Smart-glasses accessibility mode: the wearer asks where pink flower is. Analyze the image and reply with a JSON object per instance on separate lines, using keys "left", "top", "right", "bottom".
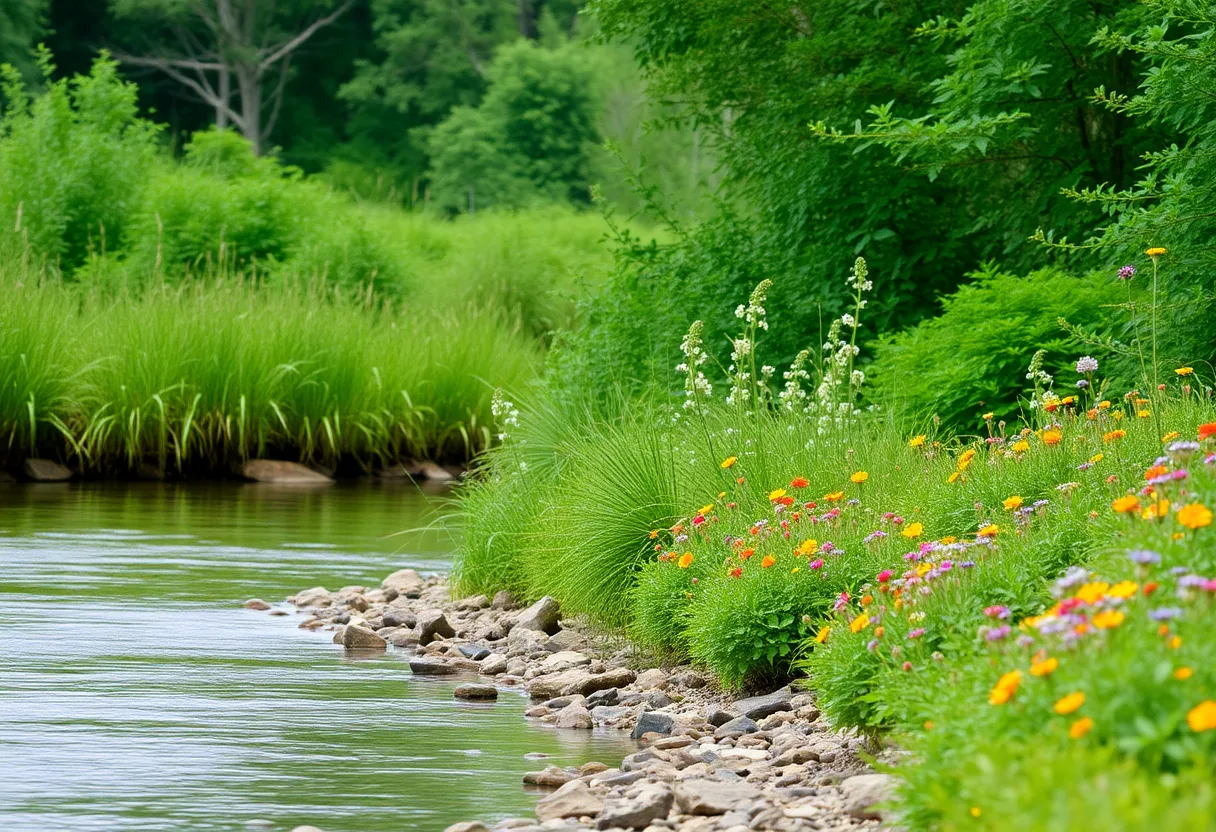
{"left": 809, "top": 559, "right": 825, "bottom": 570}
{"left": 877, "top": 570, "right": 893, "bottom": 583}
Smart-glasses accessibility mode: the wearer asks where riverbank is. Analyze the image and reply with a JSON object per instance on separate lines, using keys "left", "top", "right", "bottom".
{"left": 263, "top": 570, "right": 894, "bottom": 832}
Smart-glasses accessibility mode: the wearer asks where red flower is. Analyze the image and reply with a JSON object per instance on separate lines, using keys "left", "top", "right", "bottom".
{"left": 730, "top": 567, "right": 743, "bottom": 579}
{"left": 1200, "top": 423, "right": 1216, "bottom": 440}
{"left": 791, "top": 477, "right": 810, "bottom": 488}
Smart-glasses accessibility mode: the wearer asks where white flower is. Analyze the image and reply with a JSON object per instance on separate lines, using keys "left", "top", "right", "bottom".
{"left": 1075, "top": 356, "right": 1099, "bottom": 374}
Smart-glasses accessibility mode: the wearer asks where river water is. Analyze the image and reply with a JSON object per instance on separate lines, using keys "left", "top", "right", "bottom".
{"left": 0, "top": 482, "right": 632, "bottom": 832}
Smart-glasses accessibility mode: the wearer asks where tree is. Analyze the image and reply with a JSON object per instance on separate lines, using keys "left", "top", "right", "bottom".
{"left": 109, "top": 0, "right": 355, "bottom": 154}
{"left": 0, "top": 0, "right": 48, "bottom": 83}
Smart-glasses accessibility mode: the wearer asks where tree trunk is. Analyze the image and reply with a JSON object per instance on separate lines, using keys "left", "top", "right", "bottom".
{"left": 217, "top": 66, "right": 230, "bottom": 129}
{"left": 236, "top": 64, "right": 261, "bottom": 154}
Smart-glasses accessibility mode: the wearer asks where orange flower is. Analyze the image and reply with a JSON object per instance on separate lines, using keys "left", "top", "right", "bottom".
{"left": 1177, "top": 503, "right": 1213, "bottom": 530}
{"left": 1187, "top": 701, "right": 1216, "bottom": 732}
{"left": 790, "top": 476, "right": 809, "bottom": 488}
{"left": 761, "top": 555, "right": 776, "bottom": 569}
{"left": 977, "top": 524, "right": 999, "bottom": 537}
{"left": 1175, "top": 667, "right": 1194, "bottom": 681}
{"left": 1030, "top": 657, "right": 1059, "bottom": 677}
{"left": 989, "top": 670, "right": 1022, "bottom": 705}
{"left": 721, "top": 456, "right": 738, "bottom": 469}
{"left": 823, "top": 491, "right": 845, "bottom": 502}
{"left": 957, "top": 448, "right": 977, "bottom": 471}
{"left": 1092, "top": 610, "right": 1125, "bottom": 629}
{"left": 1054, "top": 691, "right": 1086, "bottom": 715}
{"left": 740, "top": 548, "right": 755, "bottom": 560}
{"left": 678, "top": 552, "right": 694, "bottom": 569}
{"left": 1069, "top": 717, "right": 1094, "bottom": 739}
{"left": 850, "top": 613, "right": 871, "bottom": 633}
{"left": 1112, "top": 495, "right": 1141, "bottom": 514}
{"left": 1144, "top": 465, "right": 1169, "bottom": 481}
{"left": 1199, "top": 423, "right": 1216, "bottom": 440}
{"left": 1043, "top": 429, "right": 1063, "bottom": 446}
{"left": 1103, "top": 429, "right": 1126, "bottom": 443}
{"left": 814, "top": 626, "right": 830, "bottom": 644}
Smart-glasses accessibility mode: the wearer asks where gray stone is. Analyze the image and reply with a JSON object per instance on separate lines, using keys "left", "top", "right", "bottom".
{"left": 491, "top": 590, "right": 519, "bottom": 610}
{"left": 840, "top": 773, "right": 896, "bottom": 820}
{"left": 416, "top": 610, "right": 456, "bottom": 645}
{"left": 459, "top": 644, "right": 492, "bottom": 661}
{"left": 705, "top": 708, "right": 734, "bottom": 728}
{"left": 714, "top": 716, "right": 759, "bottom": 739}
{"left": 382, "top": 568, "right": 425, "bottom": 597}
{"left": 409, "top": 657, "right": 460, "bottom": 676}
{"left": 22, "top": 458, "right": 72, "bottom": 481}
{"left": 481, "top": 653, "right": 508, "bottom": 675}
{"left": 454, "top": 684, "right": 498, "bottom": 701}
{"left": 342, "top": 623, "right": 387, "bottom": 650}
{"left": 590, "top": 705, "right": 631, "bottom": 724}
{"left": 771, "top": 747, "right": 818, "bottom": 767}
{"left": 731, "top": 686, "right": 792, "bottom": 720}
{"left": 595, "top": 785, "right": 673, "bottom": 830}
{"left": 241, "top": 459, "right": 332, "bottom": 484}
{"left": 591, "top": 769, "right": 645, "bottom": 788}
{"left": 674, "top": 779, "right": 759, "bottom": 816}
{"left": 566, "top": 668, "right": 635, "bottom": 697}
{"left": 535, "top": 780, "right": 604, "bottom": 822}
{"left": 514, "top": 596, "right": 561, "bottom": 634}
{"left": 544, "top": 629, "right": 588, "bottom": 652}
{"left": 643, "top": 690, "right": 672, "bottom": 709}
{"left": 587, "top": 687, "right": 619, "bottom": 707}
{"left": 243, "top": 598, "right": 272, "bottom": 611}
{"left": 631, "top": 711, "right": 675, "bottom": 740}
{"left": 382, "top": 608, "right": 417, "bottom": 628}
{"left": 554, "top": 703, "right": 593, "bottom": 729}
{"left": 387, "top": 629, "right": 419, "bottom": 647}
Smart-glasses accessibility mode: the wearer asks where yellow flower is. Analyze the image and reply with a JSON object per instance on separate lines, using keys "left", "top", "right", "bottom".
{"left": 1093, "top": 610, "right": 1125, "bottom": 629}
{"left": 989, "top": 670, "right": 1022, "bottom": 705}
{"left": 947, "top": 471, "right": 961, "bottom": 484}
{"left": 1030, "top": 657, "right": 1059, "bottom": 677}
{"left": 814, "top": 626, "right": 830, "bottom": 644}
{"left": 768, "top": 488, "right": 787, "bottom": 501}
{"left": 1069, "top": 716, "right": 1094, "bottom": 739}
{"left": 1169, "top": 635, "right": 1183, "bottom": 650}
{"left": 957, "top": 448, "right": 977, "bottom": 471}
{"left": 1175, "top": 667, "right": 1194, "bottom": 681}
{"left": 902, "top": 522, "right": 924, "bottom": 539}
{"left": 850, "top": 471, "right": 869, "bottom": 484}
{"left": 1107, "top": 581, "right": 1138, "bottom": 599}
{"left": 850, "top": 613, "right": 871, "bottom": 633}
{"left": 823, "top": 490, "right": 845, "bottom": 502}
{"left": 1138, "top": 409, "right": 1152, "bottom": 419}
{"left": 1011, "top": 439, "right": 1030, "bottom": 454}
{"left": 1075, "top": 582, "right": 1109, "bottom": 604}
{"left": 1187, "top": 700, "right": 1216, "bottom": 732}
{"left": 983, "top": 412, "right": 995, "bottom": 421}
{"left": 909, "top": 435, "right": 926, "bottom": 448}
{"left": 970, "top": 807, "right": 982, "bottom": 818}
{"left": 1176, "top": 367, "right": 1194, "bottom": 376}
{"left": 1042, "top": 429, "right": 1063, "bottom": 446}
{"left": 1089, "top": 453, "right": 1104, "bottom": 464}
{"left": 1145, "top": 247, "right": 1167, "bottom": 257}
{"left": 698, "top": 504, "right": 714, "bottom": 516}
{"left": 939, "top": 536, "right": 958, "bottom": 545}
{"left": 1177, "top": 502, "right": 1213, "bottom": 530}
{"left": 1112, "top": 495, "right": 1141, "bottom": 514}
{"left": 795, "top": 538, "right": 819, "bottom": 556}
{"left": 1003, "top": 495, "right": 1023, "bottom": 511}
{"left": 678, "top": 552, "right": 694, "bottom": 569}
{"left": 1054, "top": 691, "right": 1086, "bottom": 715}
{"left": 720, "top": 456, "right": 738, "bottom": 469}
{"left": 977, "top": 524, "right": 999, "bottom": 537}
{"left": 1162, "top": 431, "right": 1182, "bottom": 442}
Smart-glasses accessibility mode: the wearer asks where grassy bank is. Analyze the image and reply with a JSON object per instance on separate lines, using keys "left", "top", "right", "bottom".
{"left": 455, "top": 257, "right": 1216, "bottom": 828}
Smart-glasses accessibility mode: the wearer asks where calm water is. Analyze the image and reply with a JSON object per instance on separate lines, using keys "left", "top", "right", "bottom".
{"left": 0, "top": 482, "right": 632, "bottom": 832}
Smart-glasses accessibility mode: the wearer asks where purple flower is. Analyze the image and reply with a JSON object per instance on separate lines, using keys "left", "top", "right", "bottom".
{"left": 985, "top": 625, "right": 1012, "bottom": 642}
{"left": 1075, "top": 356, "right": 1099, "bottom": 374}
{"left": 984, "top": 605, "right": 1011, "bottom": 619}
{"left": 1179, "top": 574, "right": 1207, "bottom": 588}
{"left": 1128, "top": 549, "right": 1161, "bottom": 565}
{"left": 864, "top": 529, "right": 888, "bottom": 544}
{"left": 1016, "top": 635, "right": 1035, "bottom": 648}
{"left": 907, "top": 628, "right": 926, "bottom": 639}
{"left": 959, "top": 560, "right": 977, "bottom": 569}
{"left": 1149, "top": 607, "right": 1182, "bottom": 621}
{"left": 1076, "top": 379, "right": 1089, "bottom": 389}
{"left": 866, "top": 639, "right": 880, "bottom": 652}
{"left": 1118, "top": 264, "right": 1136, "bottom": 280}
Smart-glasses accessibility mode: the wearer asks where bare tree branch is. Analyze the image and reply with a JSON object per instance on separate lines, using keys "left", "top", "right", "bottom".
{"left": 261, "top": 54, "right": 291, "bottom": 141}
{"left": 258, "top": 0, "right": 355, "bottom": 71}
{"left": 112, "top": 51, "right": 245, "bottom": 130}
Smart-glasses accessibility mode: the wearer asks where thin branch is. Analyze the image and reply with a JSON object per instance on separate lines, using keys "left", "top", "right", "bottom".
{"left": 112, "top": 52, "right": 245, "bottom": 130}
{"left": 258, "top": 0, "right": 355, "bottom": 71}
{"left": 261, "top": 54, "right": 291, "bottom": 141}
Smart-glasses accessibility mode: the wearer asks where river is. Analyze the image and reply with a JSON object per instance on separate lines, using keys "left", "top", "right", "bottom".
{"left": 0, "top": 481, "right": 632, "bottom": 831}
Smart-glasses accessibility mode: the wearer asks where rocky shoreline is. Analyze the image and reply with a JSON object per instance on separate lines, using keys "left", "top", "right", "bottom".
{"left": 246, "top": 569, "right": 896, "bottom": 832}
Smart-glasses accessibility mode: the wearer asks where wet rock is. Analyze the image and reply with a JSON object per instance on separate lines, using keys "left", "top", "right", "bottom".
{"left": 418, "top": 460, "right": 454, "bottom": 481}
{"left": 23, "top": 458, "right": 73, "bottom": 481}
{"left": 523, "top": 766, "right": 572, "bottom": 787}
{"left": 243, "top": 598, "right": 272, "bottom": 611}
{"left": 382, "top": 568, "right": 425, "bottom": 597}
{"left": 416, "top": 610, "right": 456, "bottom": 645}
{"left": 459, "top": 644, "right": 492, "bottom": 661}
{"left": 342, "top": 624, "right": 387, "bottom": 650}
{"left": 481, "top": 653, "right": 508, "bottom": 675}
{"left": 443, "top": 823, "right": 488, "bottom": 832}
{"left": 590, "top": 705, "right": 631, "bottom": 724}
{"left": 514, "top": 596, "right": 561, "bottom": 634}
{"left": 631, "top": 711, "right": 675, "bottom": 740}
{"left": 731, "top": 686, "right": 792, "bottom": 721}
{"left": 454, "top": 683, "right": 499, "bottom": 701}
{"left": 535, "top": 781, "right": 603, "bottom": 822}
{"left": 714, "top": 716, "right": 759, "bottom": 739}
{"left": 587, "top": 687, "right": 619, "bottom": 707}
{"left": 554, "top": 703, "right": 594, "bottom": 729}
{"left": 635, "top": 668, "right": 669, "bottom": 689}
{"left": 841, "top": 773, "right": 896, "bottom": 820}
{"left": 491, "top": 590, "right": 519, "bottom": 610}
{"left": 382, "top": 608, "right": 417, "bottom": 629}
{"left": 387, "top": 629, "right": 419, "bottom": 648}
{"left": 294, "top": 587, "right": 332, "bottom": 608}
{"left": 595, "top": 784, "right": 673, "bottom": 830}
{"left": 675, "top": 779, "right": 759, "bottom": 816}
{"left": 242, "top": 459, "right": 332, "bottom": 484}
{"left": 409, "top": 657, "right": 460, "bottom": 676}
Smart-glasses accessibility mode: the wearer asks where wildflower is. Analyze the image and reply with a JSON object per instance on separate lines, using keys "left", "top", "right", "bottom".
{"left": 957, "top": 448, "right": 977, "bottom": 471}
{"left": 1093, "top": 610, "right": 1125, "bottom": 629}
{"left": 1003, "top": 496, "right": 1023, "bottom": 511}
{"left": 985, "top": 605, "right": 1011, "bottom": 619}
{"left": 970, "top": 807, "right": 982, "bottom": 818}
{"left": 648, "top": 530, "right": 660, "bottom": 540}
{"left": 902, "top": 522, "right": 923, "bottom": 539}
{"left": 721, "top": 456, "right": 738, "bottom": 469}
{"left": 1175, "top": 667, "right": 1194, "bottom": 681}
{"left": 1176, "top": 367, "right": 1194, "bottom": 376}
{"left": 909, "top": 434, "right": 926, "bottom": 448}
{"left": 809, "top": 558, "right": 824, "bottom": 569}
{"left": 1112, "top": 495, "right": 1140, "bottom": 514}
{"left": 1011, "top": 439, "right": 1030, "bottom": 454}
{"left": 768, "top": 488, "right": 787, "bottom": 502}
{"left": 761, "top": 555, "right": 776, "bottom": 569}
{"left": 907, "top": 627, "right": 926, "bottom": 639}
{"left": 850, "top": 471, "right": 869, "bottom": 484}
{"left": 678, "top": 552, "right": 694, "bottom": 569}
{"left": 1103, "top": 429, "right": 1126, "bottom": 444}
{"left": 729, "top": 567, "right": 743, "bottom": 579}
{"left": 1070, "top": 717, "right": 1094, "bottom": 739}
{"left": 1199, "top": 423, "right": 1216, "bottom": 440}
{"left": 1030, "top": 657, "right": 1059, "bottom": 677}
{"left": 1076, "top": 356, "right": 1099, "bottom": 374}
{"left": 1043, "top": 429, "right": 1063, "bottom": 446}
{"left": 1169, "top": 635, "right": 1183, "bottom": 649}
{"left": 877, "top": 569, "right": 893, "bottom": 583}
{"left": 850, "top": 613, "right": 871, "bottom": 633}
{"left": 977, "top": 524, "right": 999, "bottom": 537}
{"left": 1145, "top": 247, "right": 1167, "bottom": 257}
{"left": 795, "top": 538, "right": 819, "bottom": 556}
{"left": 740, "top": 547, "right": 755, "bottom": 560}
{"left": 814, "top": 626, "right": 830, "bottom": 644}
{"left": 1187, "top": 701, "right": 1216, "bottom": 732}
{"left": 1177, "top": 503, "right": 1213, "bottom": 530}
{"left": 989, "top": 670, "right": 1022, "bottom": 705}
{"left": 1075, "top": 582, "right": 1109, "bottom": 604}
{"left": 985, "top": 625, "right": 1012, "bottom": 642}
{"left": 823, "top": 491, "right": 845, "bottom": 502}
{"left": 787, "top": 477, "right": 809, "bottom": 490}
{"left": 1118, "top": 264, "right": 1136, "bottom": 280}
{"left": 1054, "top": 691, "right": 1086, "bottom": 715}
{"left": 947, "top": 472, "right": 961, "bottom": 484}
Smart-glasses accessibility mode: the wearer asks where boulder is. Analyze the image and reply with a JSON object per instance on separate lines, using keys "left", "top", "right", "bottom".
{"left": 382, "top": 607, "right": 417, "bottom": 629}
{"left": 540, "top": 651, "right": 591, "bottom": 673}
{"left": 595, "top": 785, "right": 673, "bottom": 830}
{"left": 631, "top": 711, "right": 675, "bottom": 740}
{"left": 514, "top": 596, "right": 561, "bottom": 634}
{"left": 382, "top": 568, "right": 425, "bottom": 597}
{"left": 841, "top": 774, "right": 897, "bottom": 820}
{"left": 587, "top": 688, "right": 619, "bottom": 707}
{"left": 416, "top": 610, "right": 456, "bottom": 645}
{"left": 491, "top": 589, "right": 519, "bottom": 610}
{"left": 731, "top": 686, "right": 793, "bottom": 720}
{"left": 23, "top": 458, "right": 72, "bottom": 482}
{"left": 634, "top": 668, "right": 669, "bottom": 689}
{"left": 535, "top": 781, "right": 604, "bottom": 822}
{"left": 442, "top": 823, "right": 488, "bottom": 832}
{"left": 704, "top": 707, "right": 734, "bottom": 727}
{"left": 294, "top": 587, "right": 332, "bottom": 608}
{"left": 454, "top": 684, "right": 498, "bottom": 701}
{"left": 243, "top": 599, "right": 272, "bottom": 611}
{"left": 480, "top": 653, "right": 508, "bottom": 675}
{"left": 528, "top": 667, "right": 636, "bottom": 700}
{"left": 590, "top": 705, "right": 631, "bottom": 724}
{"left": 554, "top": 703, "right": 594, "bottom": 729}
{"left": 675, "top": 779, "right": 759, "bottom": 815}
{"left": 459, "top": 644, "right": 491, "bottom": 661}
{"left": 342, "top": 624, "right": 387, "bottom": 650}
{"left": 409, "top": 657, "right": 461, "bottom": 676}
{"left": 417, "top": 461, "right": 455, "bottom": 481}
{"left": 714, "top": 716, "right": 759, "bottom": 739}
{"left": 523, "top": 767, "right": 573, "bottom": 787}
{"left": 241, "top": 459, "right": 332, "bottom": 484}
{"left": 566, "top": 667, "right": 635, "bottom": 697}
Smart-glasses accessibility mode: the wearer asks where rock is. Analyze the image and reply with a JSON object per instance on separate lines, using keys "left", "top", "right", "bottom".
{"left": 590, "top": 705, "right": 631, "bottom": 724}
{"left": 671, "top": 671, "right": 707, "bottom": 689}
{"left": 342, "top": 624, "right": 387, "bottom": 650}
{"left": 643, "top": 690, "right": 672, "bottom": 709}
{"left": 568, "top": 668, "right": 635, "bottom": 697}
{"left": 841, "top": 773, "right": 896, "bottom": 820}
{"left": 719, "top": 747, "right": 767, "bottom": 762}
{"left": 416, "top": 610, "right": 456, "bottom": 645}
{"left": 544, "top": 629, "right": 588, "bottom": 653}
{"left": 241, "top": 459, "right": 332, "bottom": 484}
{"left": 409, "top": 657, "right": 461, "bottom": 676}
{"left": 771, "top": 747, "right": 818, "bottom": 767}
{"left": 459, "top": 644, "right": 492, "bottom": 661}
{"left": 514, "top": 596, "right": 561, "bottom": 634}
{"left": 714, "top": 716, "right": 759, "bottom": 739}
{"left": 294, "top": 587, "right": 332, "bottom": 608}
{"left": 243, "top": 598, "right": 272, "bottom": 611}
{"left": 587, "top": 688, "right": 619, "bottom": 707}
{"left": 731, "top": 686, "right": 792, "bottom": 720}
{"left": 290, "top": 827, "right": 327, "bottom": 832}
{"left": 382, "top": 608, "right": 417, "bottom": 628}
{"left": 595, "top": 785, "right": 673, "bottom": 830}
{"left": 443, "top": 823, "right": 488, "bottom": 832}
{"left": 540, "top": 651, "right": 591, "bottom": 673}
{"left": 523, "top": 767, "right": 572, "bottom": 787}
{"left": 382, "top": 568, "right": 425, "bottom": 597}
{"left": 555, "top": 703, "right": 594, "bottom": 729}
{"left": 635, "top": 668, "right": 669, "bottom": 689}
{"left": 454, "top": 684, "right": 498, "bottom": 701}
{"left": 418, "top": 460, "right": 455, "bottom": 481}
{"left": 387, "top": 629, "right": 419, "bottom": 648}
{"left": 631, "top": 711, "right": 675, "bottom": 740}
{"left": 675, "top": 779, "right": 759, "bottom": 816}
{"left": 536, "top": 781, "right": 604, "bottom": 822}
{"left": 376, "top": 461, "right": 423, "bottom": 480}
{"left": 457, "top": 594, "right": 491, "bottom": 611}
{"left": 481, "top": 653, "right": 508, "bottom": 675}
{"left": 705, "top": 708, "right": 734, "bottom": 727}
{"left": 491, "top": 590, "right": 519, "bottom": 610}
{"left": 23, "top": 458, "right": 72, "bottom": 482}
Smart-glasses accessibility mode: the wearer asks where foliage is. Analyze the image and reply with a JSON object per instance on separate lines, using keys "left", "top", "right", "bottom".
{"left": 0, "top": 0, "right": 47, "bottom": 82}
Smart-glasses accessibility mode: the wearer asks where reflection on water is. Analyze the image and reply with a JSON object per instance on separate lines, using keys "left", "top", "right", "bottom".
{"left": 0, "top": 483, "right": 633, "bottom": 832}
